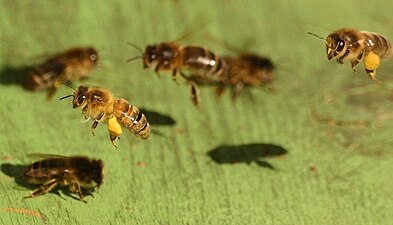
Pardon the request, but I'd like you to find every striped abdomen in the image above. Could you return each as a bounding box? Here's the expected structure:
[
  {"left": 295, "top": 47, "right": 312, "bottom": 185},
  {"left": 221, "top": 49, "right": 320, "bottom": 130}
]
[
  {"left": 114, "top": 99, "right": 150, "bottom": 139},
  {"left": 23, "top": 60, "right": 65, "bottom": 91},
  {"left": 181, "top": 46, "right": 226, "bottom": 81},
  {"left": 360, "top": 31, "right": 392, "bottom": 58},
  {"left": 222, "top": 54, "right": 275, "bottom": 85},
  {"left": 24, "top": 158, "right": 67, "bottom": 184}
]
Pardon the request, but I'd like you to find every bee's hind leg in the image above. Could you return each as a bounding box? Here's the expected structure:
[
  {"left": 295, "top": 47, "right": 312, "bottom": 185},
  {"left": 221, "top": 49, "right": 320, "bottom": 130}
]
[
  {"left": 364, "top": 51, "right": 381, "bottom": 81},
  {"left": 24, "top": 179, "right": 58, "bottom": 199},
  {"left": 107, "top": 116, "right": 122, "bottom": 149}
]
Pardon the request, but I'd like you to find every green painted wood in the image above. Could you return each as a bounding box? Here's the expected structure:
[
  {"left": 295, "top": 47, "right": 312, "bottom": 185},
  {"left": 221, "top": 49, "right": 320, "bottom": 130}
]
[{"left": 0, "top": 1, "right": 392, "bottom": 224}]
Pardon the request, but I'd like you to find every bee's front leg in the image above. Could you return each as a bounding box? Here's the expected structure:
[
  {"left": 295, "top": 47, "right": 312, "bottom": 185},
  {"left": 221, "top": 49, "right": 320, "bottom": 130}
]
[
  {"left": 70, "top": 181, "right": 86, "bottom": 203},
  {"left": 91, "top": 112, "right": 105, "bottom": 136}
]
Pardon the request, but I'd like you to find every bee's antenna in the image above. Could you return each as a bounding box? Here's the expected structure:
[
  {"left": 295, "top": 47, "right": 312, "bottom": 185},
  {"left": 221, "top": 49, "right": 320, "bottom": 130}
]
[
  {"left": 126, "top": 42, "right": 143, "bottom": 62},
  {"left": 127, "top": 42, "right": 143, "bottom": 54},
  {"left": 60, "top": 81, "right": 74, "bottom": 90},
  {"left": 126, "top": 55, "right": 142, "bottom": 62},
  {"left": 307, "top": 32, "right": 326, "bottom": 41},
  {"left": 59, "top": 94, "right": 74, "bottom": 101}
]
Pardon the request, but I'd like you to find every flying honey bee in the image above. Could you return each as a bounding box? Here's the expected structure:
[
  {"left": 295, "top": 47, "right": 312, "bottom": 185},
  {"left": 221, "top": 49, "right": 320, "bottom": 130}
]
[
  {"left": 129, "top": 43, "right": 274, "bottom": 104},
  {"left": 129, "top": 43, "right": 225, "bottom": 80},
  {"left": 60, "top": 85, "right": 150, "bottom": 148},
  {"left": 24, "top": 47, "right": 99, "bottom": 99},
  {"left": 308, "top": 28, "right": 392, "bottom": 80},
  {"left": 190, "top": 53, "right": 275, "bottom": 99},
  {"left": 24, "top": 155, "right": 104, "bottom": 203},
  {"left": 128, "top": 42, "right": 227, "bottom": 105}
]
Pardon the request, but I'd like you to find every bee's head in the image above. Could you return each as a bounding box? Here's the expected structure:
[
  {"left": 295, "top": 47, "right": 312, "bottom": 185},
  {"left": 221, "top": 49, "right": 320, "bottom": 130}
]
[
  {"left": 72, "top": 85, "right": 89, "bottom": 109},
  {"left": 143, "top": 43, "right": 178, "bottom": 70},
  {"left": 143, "top": 45, "right": 158, "bottom": 68},
  {"left": 325, "top": 34, "right": 345, "bottom": 60},
  {"left": 85, "top": 47, "right": 99, "bottom": 65}
]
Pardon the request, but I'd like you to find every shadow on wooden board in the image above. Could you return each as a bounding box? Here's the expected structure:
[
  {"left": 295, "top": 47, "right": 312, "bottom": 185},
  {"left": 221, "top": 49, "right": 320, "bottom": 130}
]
[
  {"left": 207, "top": 143, "right": 288, "bottom": 170},
  {"left": 140, "top": 108, "right": 176, "bottom": 126},
  {"left": 0, "top": 65, "right": 32, "bottom": 87}
]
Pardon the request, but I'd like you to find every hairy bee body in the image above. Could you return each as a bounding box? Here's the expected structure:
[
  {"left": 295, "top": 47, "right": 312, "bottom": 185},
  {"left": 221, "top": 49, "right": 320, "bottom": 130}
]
[
  {"left": 24, "top": 47, "right": 99, "bottom": 99},
  {"left": 24, "top": 155, "right": 104, "bottom": 203},
  {"left": 221, "top": 54, "right": 274, "bottom": 86},
  {"left": 114, "top": 99, "right": 150, "bottom": 139},
  {"left": 325, "top": 28, "right": 392, "bottom": 80},
  {"left": 189, "top": 53, "right": 275, "bottom": 99},
  {"left": 143, "top": 43, "right": 226, "bottom": 79},
  {"left": 69, "top": 86, "right": 150, "bottom": 147}
]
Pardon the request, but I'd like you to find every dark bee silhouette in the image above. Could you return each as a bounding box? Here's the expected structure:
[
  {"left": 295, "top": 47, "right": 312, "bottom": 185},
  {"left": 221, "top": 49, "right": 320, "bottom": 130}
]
[
  {"left": 309, "top": 28, "right": 392, "bottom": 80},
  {"left": 23, "top": 155, "right": 104, "bottom": 203},
  {"left": 207, "top": 143, "right": 287, "bottom": 169},
  {"left": 61, "top": 85, "right": 150, "bottom": 148},
  {"left": 24, "top": 47, "right": 99, "bottom": 99}
]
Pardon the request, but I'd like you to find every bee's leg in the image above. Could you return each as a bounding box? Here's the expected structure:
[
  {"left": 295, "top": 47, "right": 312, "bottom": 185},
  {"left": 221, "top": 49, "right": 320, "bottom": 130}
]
[
  {"left": 350, "top": 51, "right": 363, "bottom": 72},
  {"left": 364, "top": 51, "right": 380, "bottom": 81},
  {"left": 189, "top": 81, "right": 200, "bottom": 106},
  {"left": 71, "top": 181, "right": 86, "bottom": 203},
  {"left": 107, "top": 116, "right": 122, "bottom": 149},
  {"left": 172, "top": 69, "right": 178, "bottom": 81},
  {"left": 91, "top": 112, "right": 105, "bottom": 136},
  {"left": 215, "top": 84, "right": 226, "bottom": 97},
  {"left": 337, "top": 48, "right": 351, "bottom": 65},
  {"left": 24, "top": 179, "right": 58, "bottom": 199},
  {"left": 47, "top": 81, "right": 62, "bottom": 100},
  {"left": 232, "top": 82, "right": 244, "bottom": 100}
]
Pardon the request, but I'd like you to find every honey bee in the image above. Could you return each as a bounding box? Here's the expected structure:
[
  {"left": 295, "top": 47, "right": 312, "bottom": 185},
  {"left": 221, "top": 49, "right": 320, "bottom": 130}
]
[
  {"left": 60, "top": 85, "right": 150, "bottom": 148},
  {"left": 188, "top": 53, "right": 275, "bottom": 100},
  {"left": 24, "top": 47, "right": 99, "bottom": 99},
  {"left": 128, "top": 42, "right": 227, "bottom": 105},
  {"left": 138, "top": 43, "right": 226, "bottom": 80},
  {"left": 308, "top": 28, "right": 392, "bottom": 80},
  {"left": 24, "top": 155, "right": 104, "bottom": 203}
]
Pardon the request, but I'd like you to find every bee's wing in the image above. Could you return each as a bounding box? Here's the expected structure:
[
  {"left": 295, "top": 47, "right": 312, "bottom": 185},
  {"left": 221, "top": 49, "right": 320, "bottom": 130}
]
[{"left": 26, "top": 153, "right": 68, "bottom": 161}]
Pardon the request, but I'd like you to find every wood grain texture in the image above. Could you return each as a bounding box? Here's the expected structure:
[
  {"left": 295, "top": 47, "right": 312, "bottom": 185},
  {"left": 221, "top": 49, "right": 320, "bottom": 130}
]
[{"left": 1, "top": 1, "right": 393, "bottom": 224}]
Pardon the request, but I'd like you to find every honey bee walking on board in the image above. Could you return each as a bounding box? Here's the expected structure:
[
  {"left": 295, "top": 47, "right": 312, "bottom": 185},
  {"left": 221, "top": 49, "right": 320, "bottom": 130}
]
[
  {"left": 60, "top": 85, "right": 150, "bottom": 148},
  {"left": 24, "top": 47, "right": 99, "bottom": 99},
  {"left": 24, "top": 155, "right": 104, "bottom": 203},
  {"left": 308, "top": 28, "right": 392, "bottom": 80}
]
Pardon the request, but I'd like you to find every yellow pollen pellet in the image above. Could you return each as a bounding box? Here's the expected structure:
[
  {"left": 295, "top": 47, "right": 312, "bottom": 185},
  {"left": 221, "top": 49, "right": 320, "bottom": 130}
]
[{"left": 107, "top": 116, "right": 122, "bottom": 137}]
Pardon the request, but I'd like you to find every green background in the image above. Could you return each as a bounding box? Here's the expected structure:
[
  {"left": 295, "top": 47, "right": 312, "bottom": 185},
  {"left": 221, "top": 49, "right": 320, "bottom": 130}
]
[{"left": 1, "top": 1, "right": 393, "bottom": 224}]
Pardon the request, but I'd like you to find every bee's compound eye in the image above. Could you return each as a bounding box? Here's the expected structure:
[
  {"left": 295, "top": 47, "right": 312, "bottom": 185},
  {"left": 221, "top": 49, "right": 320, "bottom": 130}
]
[
  {"left": 77, "top": 95, "right": 86, "bottom": 104},
  {"left": 90, "top": 54, "right": 97, "bottom": 61},
  {"left": 336, "top": 40, "right": 345, "bottom": 52}
]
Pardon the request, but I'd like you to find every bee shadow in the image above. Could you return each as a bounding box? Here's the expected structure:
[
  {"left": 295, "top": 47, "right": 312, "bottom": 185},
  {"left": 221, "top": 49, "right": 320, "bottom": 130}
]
[
  {"left": 1, "top": 163, "right": 35, "bottom": 189},
  {"left": 207, "top": 143, "right": 288, "bottom": 169},
  {"left": 139, "top": 108, "right": 176, "bottom": 126},
  {"left": 0, "top": 65, "right": 33, "bottom": 87}
]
